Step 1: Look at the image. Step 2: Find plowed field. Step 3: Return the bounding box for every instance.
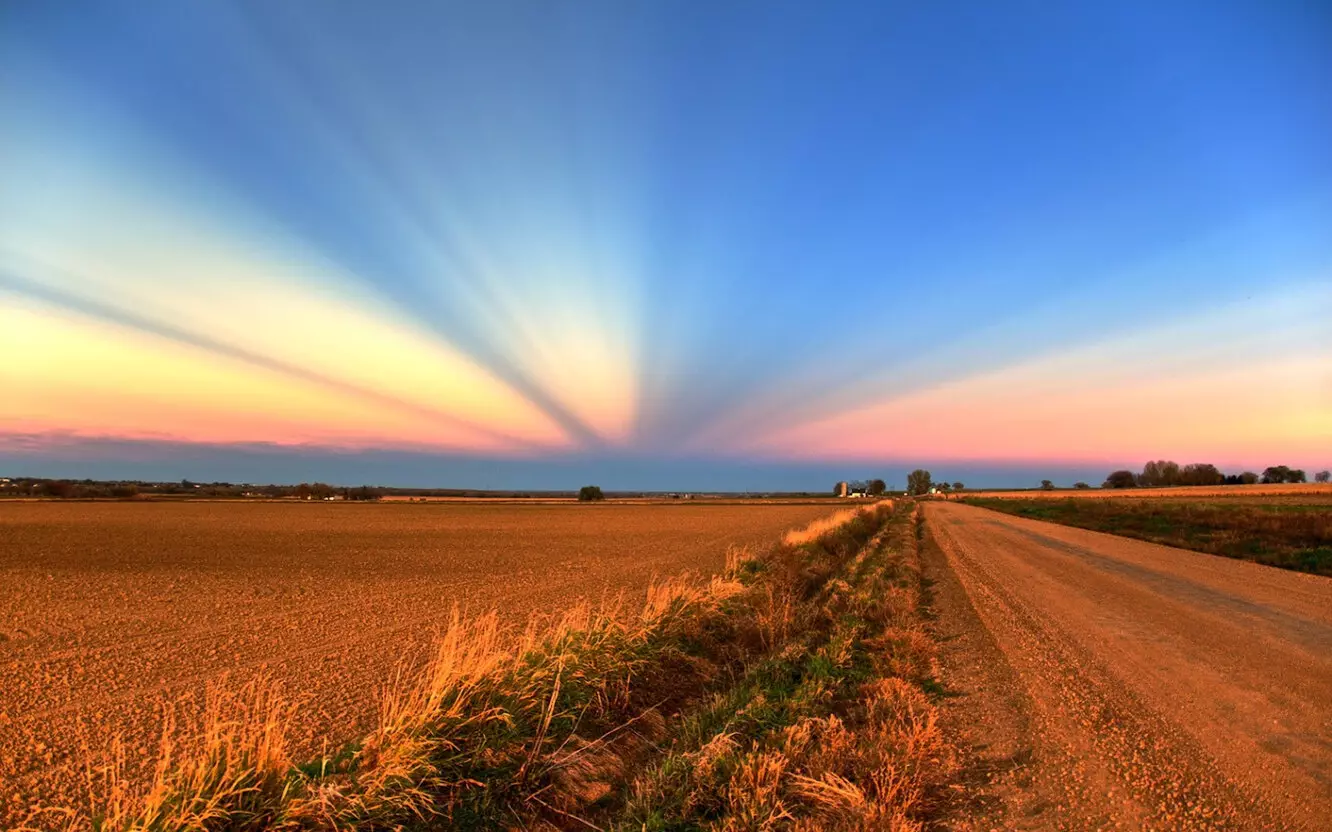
[0,500,839,817]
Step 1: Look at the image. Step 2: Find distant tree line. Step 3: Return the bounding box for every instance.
[0,478,153,499]
[858,462,1328,496]
[1,478,385,501]
[1100,461,1323,489]
[893,470,963,497]
[832,475,956,497]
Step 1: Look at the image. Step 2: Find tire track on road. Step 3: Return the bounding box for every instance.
[923,502,1332,831]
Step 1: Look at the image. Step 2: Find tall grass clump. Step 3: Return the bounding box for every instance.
[614,503,954,831]
[783,500,891,546]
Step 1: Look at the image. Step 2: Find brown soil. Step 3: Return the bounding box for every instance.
[922,502,1332,831]
[0,500,836,818]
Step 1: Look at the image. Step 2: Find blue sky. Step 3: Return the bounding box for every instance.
[2,1,1329,489]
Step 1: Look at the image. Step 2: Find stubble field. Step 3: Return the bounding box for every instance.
[0,499,840,817]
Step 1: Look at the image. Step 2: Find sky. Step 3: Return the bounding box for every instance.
[2,1,1330,490]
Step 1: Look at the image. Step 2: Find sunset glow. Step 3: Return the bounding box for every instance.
[2,2,1329,487]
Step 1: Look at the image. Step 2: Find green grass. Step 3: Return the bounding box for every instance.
[962,497,1332,575]
[609,505,953,831]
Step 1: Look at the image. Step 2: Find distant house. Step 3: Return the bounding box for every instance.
[848,491,866,499]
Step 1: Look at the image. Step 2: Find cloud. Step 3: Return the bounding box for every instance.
[746,287,1332,465]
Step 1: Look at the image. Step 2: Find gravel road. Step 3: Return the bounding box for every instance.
[923,501,1332,831]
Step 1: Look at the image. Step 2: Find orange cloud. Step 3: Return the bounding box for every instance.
[0,302,551,452]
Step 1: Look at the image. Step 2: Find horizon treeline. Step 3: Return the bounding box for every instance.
[1102,461,1329,489]
[0,477,836,500]
[0,478,386,501]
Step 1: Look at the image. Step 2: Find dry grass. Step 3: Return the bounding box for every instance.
[614,503,956,831]
[19,681,294,832]
[784,500,892,545]
[31,503,935,831]
[32,583,723,831]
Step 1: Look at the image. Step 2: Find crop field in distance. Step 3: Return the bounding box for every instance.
[0,499,844,817]
[972,482,1332,502]
[962,486,1332,575]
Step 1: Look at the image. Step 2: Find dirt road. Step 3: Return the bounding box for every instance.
[923,501,1332,831]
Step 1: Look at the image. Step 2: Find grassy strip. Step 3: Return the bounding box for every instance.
[963,497,1332,575]
[607,504,955,831]
[40,504,909,832]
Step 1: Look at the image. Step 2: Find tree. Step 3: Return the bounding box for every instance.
[1040,480,1055,491]
[1140,460,1182,487]
[310,482,335,500]
[937,482,953,494]
[1316,470,1331,484]
[1139,461,1157,486]
[1180,463,1223,486]
[867,478,887,496]
[906,469,933,496]
[952,482,964,492]
[1240,471,1259,485]
[1074,482,1091,489]
[42,480,76,498]
[1161,460,1180,486]
[578,485,605,502]
[1262,466,1293,484]
[1289,469,1307,484]
[1104,470,1137,489]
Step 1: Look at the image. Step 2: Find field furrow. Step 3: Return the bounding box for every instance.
[0,500,842,819]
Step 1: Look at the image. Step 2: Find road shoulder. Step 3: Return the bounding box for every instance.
[919,512,1050,830]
